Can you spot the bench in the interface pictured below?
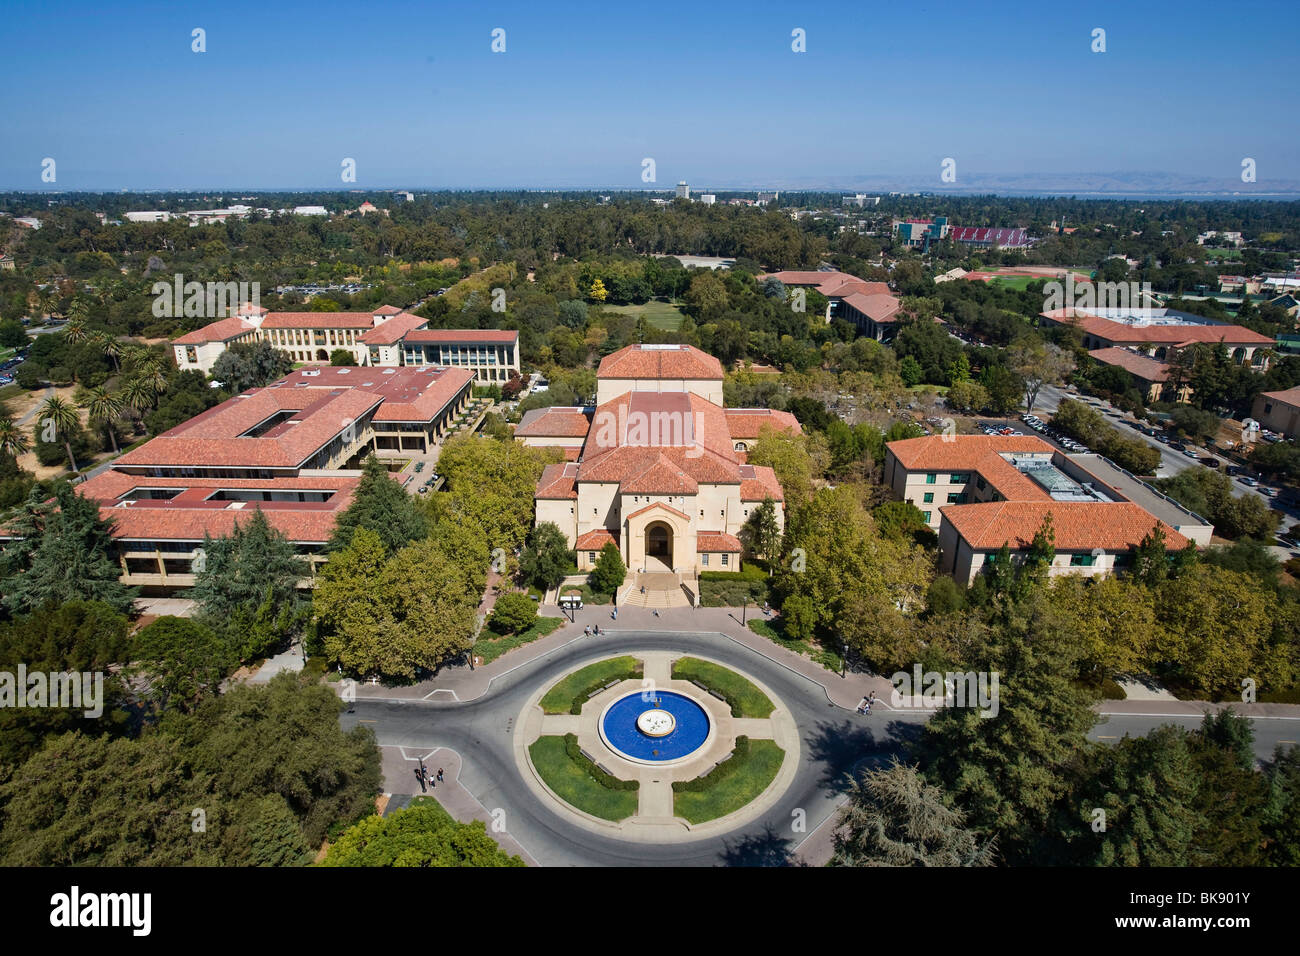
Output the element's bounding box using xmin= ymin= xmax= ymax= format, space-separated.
xmin=579 ymin=748 xmax=597 ymax=764
xmin=688 ymin=679 xmax=709 ymax=691
xmin=707 ymin=688 xmax=728 ymax=703
xmin=596 ymin=763 xmax=614 ymax=776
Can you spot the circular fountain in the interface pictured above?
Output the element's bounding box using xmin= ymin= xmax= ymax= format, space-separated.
xmin=599 ymin=690 xmax=711 ymax=764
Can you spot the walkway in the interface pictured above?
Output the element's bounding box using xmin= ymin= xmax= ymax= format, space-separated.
xmin=380 ymin=746 xmax=539 ymax=865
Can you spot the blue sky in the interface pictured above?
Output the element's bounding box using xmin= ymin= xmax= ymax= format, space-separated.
xmin=1 ymin=0 xmax=1296 ymax=190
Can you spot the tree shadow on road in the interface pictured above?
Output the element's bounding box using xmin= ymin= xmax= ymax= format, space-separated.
xmin=806 ymin=717 xmax=922 ymax=792
xmin=718 ymin=823 xmax=802 ymax=867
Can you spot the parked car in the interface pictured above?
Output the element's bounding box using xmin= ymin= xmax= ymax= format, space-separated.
xmin=1182 ymin=448 xmax=1199 ymax=459
xmin=1238 ymin=475 xmax=1259 ymax=487
xmin=1198 ymin=456 xmax=1219 ymax=468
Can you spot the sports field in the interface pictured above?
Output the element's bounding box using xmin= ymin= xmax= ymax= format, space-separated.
xmin=600 ymin=299 xmax=688 ymax=330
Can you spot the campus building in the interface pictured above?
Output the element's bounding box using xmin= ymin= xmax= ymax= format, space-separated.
xmin=75 ymin=365 xmax=473 ymax=593
xmin=521 ymin=345 xmax=799 ymax=589
xmin=757 ymin=269 xmax=897 ymax=330
xmin=171 ymin=303 xmax=520 ymax=384
xmin=1040 ymin=306 xmax=1275 ymax=368
xmin=1252 ymin=386 xmax=1300 ymax=440
xmin=883 ymin=435 xmax=1211 ymax=586
xmin=1086 ymin=347 xmax=1193 ymax=403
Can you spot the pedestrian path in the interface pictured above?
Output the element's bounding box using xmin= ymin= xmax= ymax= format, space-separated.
xmin=380 ymin=746 xmax=539 ymax=865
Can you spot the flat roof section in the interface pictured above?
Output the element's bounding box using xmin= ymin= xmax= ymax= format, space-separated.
xmin=1058 ymin=454 xmax=1213 ymax=535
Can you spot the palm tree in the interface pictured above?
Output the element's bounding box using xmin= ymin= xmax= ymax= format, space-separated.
xmin=0 ymin=417 xmax=31 ymax=459
xmin=138 ymin=359 xmax=169 ymax=398
xmin=63 ymin=317 xmax=89 ymax=345
xmin=80 ymin=386 xmax=125 ymax=454
xmin=94 ymin=331 xmax=123 ymax=372
xmin=36 ymin=395 xmax=81 ymax=473
xmin=120 ymin=376 xmax=156 ymax=414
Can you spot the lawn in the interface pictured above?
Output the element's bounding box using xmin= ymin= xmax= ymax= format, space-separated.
xmin=473 ymin=615 xmax=564 ymax=666
xmin=528 ymin=736 xmax=639 ymax=821
xmin=671 ymin=657 xmax=774 ymax=718
xmin=986 ymin=275 xmax=1038 ymax=291
xmin=600 ymin=299 xmax=687 ymax=330
xmin=538 ymin=655 xmax=642 ymax=714
xmin=673 ymin=738 xmax=784 ymax=824
xmin=748 ymin=618 xmax=842 ymax=672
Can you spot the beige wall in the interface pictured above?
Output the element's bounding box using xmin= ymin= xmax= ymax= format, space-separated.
xmin=1254 ymin=393 xmax=1300 ymax=440
xmin=596 ymin=377 xmax=723 ymax=406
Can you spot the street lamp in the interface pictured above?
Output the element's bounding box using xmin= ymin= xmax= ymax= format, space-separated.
xmin=841 ymin=643 xmax=848 ymax=678
xmin=741 ymin=600 xmax=747 ymax=626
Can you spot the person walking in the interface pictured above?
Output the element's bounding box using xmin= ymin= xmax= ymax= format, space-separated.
xmin=437 ymin=768 xmax=444 ymax=783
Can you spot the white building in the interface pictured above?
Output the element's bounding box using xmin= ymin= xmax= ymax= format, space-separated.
xmin=292 ymin=206 xmax=329 ymax=216
xmin=125 ymin=211 xmax=172 ymax=222
xmin=675 ymin=182 xmax=690 ymax=200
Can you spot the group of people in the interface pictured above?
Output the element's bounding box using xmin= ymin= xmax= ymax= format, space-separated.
xmin=415 ymin=765 xmax=445 ymax=792
xmin=856 ymin=692 xmax=877 ymax=715
xmin=583 ymin=624 xmax=604 ymax=637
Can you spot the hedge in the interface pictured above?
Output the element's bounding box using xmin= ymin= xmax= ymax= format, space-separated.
xmin=671 ymin=657 xmax=774 ymax=718
xmin=539 ymin=656 xmax=642 ymax=714
xmin=672 ymin=736 xmax=751 ymax=792
xmin=563 ymin=734 xmax=639 ymax=791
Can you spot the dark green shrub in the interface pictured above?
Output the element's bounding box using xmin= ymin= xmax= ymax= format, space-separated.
xmin=672 ymin=737 xmax=751 ymax=792
xmin=563 ymin=733 xmax=638 ymax=791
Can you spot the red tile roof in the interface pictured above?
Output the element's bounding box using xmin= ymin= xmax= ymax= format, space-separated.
xmin=402 ymin=329 xmax=519 ymax=344
xmin=626 ymin=501 xmax=691 ymax=522
xmin=758 ymin=271 xmax=891 ymax=299
xmin=887 ymin=434 xmax=1055 ymax=471
xmin=724 ymin=408 xmax=802 ymax=438
xmin=575 ymin=529 xmax=618 ymax=551
xmin=260 ymin=311 xmax=381 ymax=330
xmin=597 ymin=344 xmax=723 ymax=380
xmin=115 ymin=387 xmax=383 ymax=469
xmin=372 ymin=304 xmax=403 ymax=315
xmin=1087 ymin=348 xmax=1173 ymax=383
xmin=840 ymin=291 xmax=902 ymax=323
xmin=360 ymin=311 xmax=427 ymax=345
xmin=696 ymin=531 xmax=742 ymax=552
xmin=1041 ymin=308 xmax=1274 ymax=346
xmin=620 ymin=455 xmax=699 ymax=495
xmin=1259 ymin=386 xmax=1300 ymax=407
xmin=173 ymin=317 xmax=258 ymax=345
xmin=941 ymin=501 xmax=1188 ymax=551
xmin=739 ymin=464 xmax=784 ymax=501
xmin=515 ymin=406 xmax=592 ymax=439
xmin=536 ymin=463 xmax=579 ymax=499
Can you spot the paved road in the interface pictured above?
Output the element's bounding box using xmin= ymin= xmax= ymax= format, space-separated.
xmin=343 ymin=629 xmax=917 ymax=867
xmin=342 ymin=628 xmax=1300 ymax=866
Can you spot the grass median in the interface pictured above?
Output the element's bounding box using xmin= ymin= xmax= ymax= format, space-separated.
xmin=539 ymin=655 xmax=642 ymax=715
xmin=671 ymin=656 xmax=774 ymax=718
xmin=673 ymin=736 xmax=784 ymax=824
xmin=528 ymin=735 xmax=639 ymax=822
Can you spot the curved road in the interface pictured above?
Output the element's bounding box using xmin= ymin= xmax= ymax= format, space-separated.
xmin=342 ymin=629 xmax=922 ymax=866
xmin=343 ymin=629 xmax=1300 ymax=866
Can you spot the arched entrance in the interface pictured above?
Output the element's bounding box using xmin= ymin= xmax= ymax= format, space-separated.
xmin=645 ymin=521 xmax=673 ymax=571
xmin=316 ymin=349 xmax=330 ymax=362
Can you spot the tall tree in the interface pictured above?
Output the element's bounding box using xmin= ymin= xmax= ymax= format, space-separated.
xmin=2 ymin=484 xmax=137 ymax=615
xmin=185 ymin=509 xmax=310 ymax=661
xmin=831 ymin=759 xmax=996 ymax=867
xmin=35 ymin=395 xmax=81 ymax=472
xmin=79 ymin=386 xmax=125 ymax=453
xmin=327 ymin=455 xmax=429 ymax=555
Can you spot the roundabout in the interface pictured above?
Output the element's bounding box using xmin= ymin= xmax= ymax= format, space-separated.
xmin=516 ymin=649 xmax=801 ymax=840
xmin=340 ymin=628 xmax=906 ymax=866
